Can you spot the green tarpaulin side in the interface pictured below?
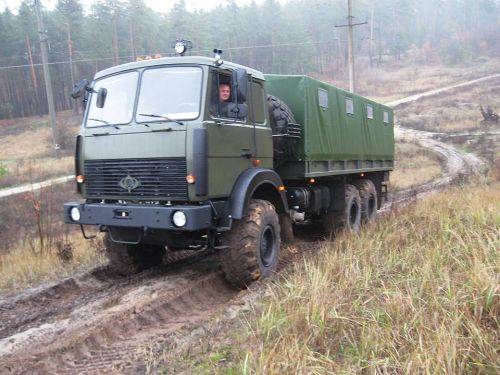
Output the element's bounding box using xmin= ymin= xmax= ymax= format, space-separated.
xmin=265 ymin=74 xmax=395 ymax=164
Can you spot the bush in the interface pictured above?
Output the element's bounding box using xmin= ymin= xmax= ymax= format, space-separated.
xmin=0 ymin=102 xmax=14 ymax=119
xmin=0 ymin=163 xmax=7 ymax=179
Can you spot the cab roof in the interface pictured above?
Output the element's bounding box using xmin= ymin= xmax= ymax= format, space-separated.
xmin=94 ymin=56 xmax=265 ymax=81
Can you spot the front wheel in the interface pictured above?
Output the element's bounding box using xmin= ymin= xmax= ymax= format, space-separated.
xmin=103 ymin=233 xmax=165 ymax=275
xmin=221 ymin=199 xmax=281 ymax=288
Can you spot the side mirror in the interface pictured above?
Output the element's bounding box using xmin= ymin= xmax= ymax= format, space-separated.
xmin=96 ymin=88 xmax=107 ymax=108
xmin=71 ymin=79 xmax=90 ymax=99
xmin=227 ymin=103 xmax=248 ymax=119
xmin=231 ymin=68 xmax=248 ymax=103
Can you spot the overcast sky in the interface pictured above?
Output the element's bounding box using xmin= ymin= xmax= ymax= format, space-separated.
xmin=0 ymin=0 xmax=275 ymax=13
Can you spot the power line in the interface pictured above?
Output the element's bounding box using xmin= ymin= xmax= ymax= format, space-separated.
xmin=0 ymin=40 xmax=335 ymax=70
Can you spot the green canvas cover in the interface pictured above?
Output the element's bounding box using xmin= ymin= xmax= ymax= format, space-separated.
xmin=265 ymin=74 xmax=394 ymax=178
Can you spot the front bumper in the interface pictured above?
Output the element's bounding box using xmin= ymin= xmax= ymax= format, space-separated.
xmin=63 ymin=202 xmax=214 ymax=231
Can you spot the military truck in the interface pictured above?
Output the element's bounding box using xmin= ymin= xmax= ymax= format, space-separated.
xmin=65 ymin=54 xmax=394 ymax=288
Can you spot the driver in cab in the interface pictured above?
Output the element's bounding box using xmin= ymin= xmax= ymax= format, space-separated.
xmin=211 ymin=83 xmax=231 ymax=118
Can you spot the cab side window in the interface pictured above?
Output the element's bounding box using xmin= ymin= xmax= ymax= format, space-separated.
xmin=250 ymin=80 xmax=266 ymax=124
xmin=209 ymin=70 xmax=247 ymax=120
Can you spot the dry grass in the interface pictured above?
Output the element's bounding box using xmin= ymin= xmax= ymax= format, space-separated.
xmin=398 ymin=79 xmax=500 ymax=133
xmin=0 ymin=234 xmax=105 ymax=295
xmin=0 ymin=156 xmax=73 ymax=188
xmin=390 ymin=141 xmax=443 ymax=190
xmin=0 ymin=182 xmax=104 ymax=295
xmin=158 ymin=183 xmax=499 ymax=374
xmin=0 ymin=126 xmax=56 ymax=160
xmin=243 ymin=183 xmax=499 ymax=374
xmin=0 ymin=110 xmax=80 ymax=159
xmin=322 ymin=56 xmax=500 ymax=104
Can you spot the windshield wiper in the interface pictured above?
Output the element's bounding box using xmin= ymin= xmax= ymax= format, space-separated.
xmin=138 ymin=113 xmax=184 ymax=126
xmin=88 ymin=118 xmax=120 ymax=129
xmin=88 ymin=118 xmax=109 ymax=124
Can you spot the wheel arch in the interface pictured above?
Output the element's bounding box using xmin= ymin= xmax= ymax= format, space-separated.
xmin=229 ymin=168 xmax=288 ymax=220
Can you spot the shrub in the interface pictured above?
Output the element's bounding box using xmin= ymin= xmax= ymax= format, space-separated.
xmin=0 ymin=163 xmax=7 ymax=179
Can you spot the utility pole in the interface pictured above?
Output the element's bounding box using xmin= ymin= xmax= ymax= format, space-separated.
xmin=369 ymin=3 xmax=374 ymax=67
xmin=335 ymin=0 xmax=367 ymax=93
xmin=34 ymin=0 xmax=60 ymax=156
xmin=66 ymin=23 xmax=78 ymax=114
xmin=25 ymin=34 xmax=38 ymax=91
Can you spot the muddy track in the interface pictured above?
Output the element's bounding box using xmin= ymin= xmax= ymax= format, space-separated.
xmin=0 ymin=242 xmax=320 ymax=374
xmin=385 ymin=126 xmax=487 ymax=209
xmin=0 ymin=77 xmax=492 ymax=374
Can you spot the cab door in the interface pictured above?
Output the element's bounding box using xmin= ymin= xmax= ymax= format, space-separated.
xmin=205 ymin=69 xmax=254 ymax=198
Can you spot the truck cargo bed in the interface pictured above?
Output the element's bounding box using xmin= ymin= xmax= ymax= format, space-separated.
xmin=265 ymin=74 xmax=395 ymax=179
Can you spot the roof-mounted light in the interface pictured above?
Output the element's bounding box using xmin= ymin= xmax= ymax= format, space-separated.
xmin=173 ymin=39 xmax=193 ymax=56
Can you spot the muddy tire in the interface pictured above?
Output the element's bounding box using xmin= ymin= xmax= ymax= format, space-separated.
xmin=336 ymin=184 xmax=362 ymax=233
xmin=353 ymin=179 xmax=378 ymax=223
xmin=103 ymin=234 xmax=165 ymax=275
xmin=279 ymin=213 xmax=294 ymax=244
xmin=222 ymin=199 xmax=281 ymax=288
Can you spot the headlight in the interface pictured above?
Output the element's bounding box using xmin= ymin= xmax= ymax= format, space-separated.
xmin=172 ymin=210 xmax=187 ymax=227
xmin=70 ymin=206 xmax=81 ymax=222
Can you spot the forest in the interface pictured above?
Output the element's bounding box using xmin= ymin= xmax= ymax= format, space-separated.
xmin=0 ymin=0 xmax=498 ymax=120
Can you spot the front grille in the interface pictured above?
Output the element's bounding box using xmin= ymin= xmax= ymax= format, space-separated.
xmin=84 ymin=158 xmax=188 ymax=200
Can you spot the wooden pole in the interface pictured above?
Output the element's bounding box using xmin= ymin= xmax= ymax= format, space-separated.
xmin=347 ymin=0 xmax=355 ymax=92
xmin=66 ymin=23 xmax=78 ymax=114
xmin=25 ymin=34 xmax=38 ymax=91
xmin=369 ymin=3 xmax=374 ymax=67
xmin=34 ymin=0 xmax=60 ymax=157
xmin=335 ymin=0 xmax=367 ymax=93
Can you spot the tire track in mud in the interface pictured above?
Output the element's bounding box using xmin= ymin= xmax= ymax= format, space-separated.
xmin=383 ymin=126 xmax=487 ymax=210
xmin=0 ymin=252 xmax=226 ymax=373
xmin=0 ymin=77 xmax=492 ymax=373
xmin=0 ymin=243 xmax=321 ymax=374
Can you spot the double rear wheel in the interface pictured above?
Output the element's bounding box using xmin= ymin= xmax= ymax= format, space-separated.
xmin=321 ymin=179 xmax=378 ymax=236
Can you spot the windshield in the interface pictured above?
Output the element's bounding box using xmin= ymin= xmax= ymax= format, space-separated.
xmin=136 ymin=67 xmax=202 ymax=122
xmin=86 ymin=71 xmax=138 ymax=127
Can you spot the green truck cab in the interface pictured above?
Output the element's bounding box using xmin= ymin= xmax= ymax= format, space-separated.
xmin=64 ymin=55 xmax=394 ymax=287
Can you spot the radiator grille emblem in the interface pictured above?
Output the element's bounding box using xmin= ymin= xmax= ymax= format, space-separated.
xmin=119 ymin=175 xmax=141 ymax=192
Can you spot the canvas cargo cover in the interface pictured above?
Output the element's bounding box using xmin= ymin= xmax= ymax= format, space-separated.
xmin=265 ymin=74 xmax=394 ymax=178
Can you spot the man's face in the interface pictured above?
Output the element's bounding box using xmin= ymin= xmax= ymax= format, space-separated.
xmin=219 ymin=84 xmax=231 ymax=102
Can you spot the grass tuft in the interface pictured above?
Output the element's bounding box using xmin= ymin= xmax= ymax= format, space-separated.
xmin=0 ymin=235 xmax=105 ymax=295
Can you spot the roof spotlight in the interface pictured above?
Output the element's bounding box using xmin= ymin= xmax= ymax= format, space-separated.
xmin=173 ymin=39 xmax=193 ymax=56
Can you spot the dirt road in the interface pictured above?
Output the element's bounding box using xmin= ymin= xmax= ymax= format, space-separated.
xmin=0 ymin=78 xmax=490 ymax=373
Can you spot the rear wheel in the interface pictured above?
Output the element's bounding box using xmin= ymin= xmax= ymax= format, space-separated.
xmin=103 ymin=233 xmax=165 ymax=275
xmin=353 ymin=179 xmax=378 ymax=223
xmin=340 ymin=184 xmax=362 ymax=233
xmin=221 ymin=199 xmax=281 ymax=288
xmin=318 ymin=184 xmax=362 ymax=236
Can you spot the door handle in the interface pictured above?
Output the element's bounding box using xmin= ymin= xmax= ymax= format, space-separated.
xmin=240 ymin=149 xmax=252 ymax=158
